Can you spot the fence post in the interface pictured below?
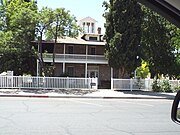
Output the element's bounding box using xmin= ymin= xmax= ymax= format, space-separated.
xmin=88 ymin=77 xmax=91 ymax=89
xmin=130 ymin=78 xmax=133 ymax=91
xmin=11 ymin=76 xmax=13 ymax=88
xmin=148 ymin=78 xmax=151 ymax=91
xmin=66 ymin=77 xmax=69 ymax=89
xmin=19 ymin=76 xmax=22 ymax=90
xmin=111 ymin=78 xmax=113 ymax=90
xmin=95 ymin=77 xmax=98 ymax=89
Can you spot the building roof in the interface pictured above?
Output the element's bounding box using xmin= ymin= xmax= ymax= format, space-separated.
xmin=33 ymin=36 xmax=105 ymax=46
xmin=56 ymin=36 xmax=105 ymax=46
xmin=79 ymin=16 xmax=98 ymax=23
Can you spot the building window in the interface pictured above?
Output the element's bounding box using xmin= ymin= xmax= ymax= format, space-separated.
xmin=89 ymin=37 xmax=97 ymax=41
xmin=67 ymin=66 xmax=74 ymax=77
xmin=87 ymin=22 xmax=90 ymax=33
xmin=68 ymin=45 xmax=74 ymax=54
xmin=90 ymin=47 xmax=96 ymax=55
xmin=87 ymin=70 xmax=99 ymax=78
xmin=83 ymin=22 xmax=85 ymax=32
xmin=91 ymin=23 xmax=94 ymax=33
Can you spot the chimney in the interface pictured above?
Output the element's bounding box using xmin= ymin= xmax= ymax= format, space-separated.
xmin=97 ymin=27 xmax=101 ymax=34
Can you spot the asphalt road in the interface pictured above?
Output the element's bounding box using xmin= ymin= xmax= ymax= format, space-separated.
xmin=0 ymin=97 xmax=180 ymax=135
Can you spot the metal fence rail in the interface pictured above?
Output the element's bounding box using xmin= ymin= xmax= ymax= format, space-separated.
xmin=0 ymin=76 xmax=98 ymax=90
xmin=111 ymin=78 xmax=180 ymax=91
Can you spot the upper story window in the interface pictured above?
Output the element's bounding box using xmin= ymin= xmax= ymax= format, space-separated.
xmin=67 ymin=45 xmax=74 ymax=54
xmin=89 ymin=37 xmax=97 ymax=41
xmin=89 ymin=47 xmax=96 ymax=55
xmin=91 ymin=23 xmax=95 ymax=33
xmin=87 ymin=22 xmax=90 ymax=33
xmin=83 ymin=22 xmax=85 ymax=32
xmin=67 ymin=66 xmax=74 ymax=77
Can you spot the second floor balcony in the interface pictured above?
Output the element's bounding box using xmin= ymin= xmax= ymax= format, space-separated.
xmin=43 ymin=53 xmax=108 ymax=64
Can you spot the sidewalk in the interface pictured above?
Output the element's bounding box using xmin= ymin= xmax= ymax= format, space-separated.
xmin=0 ymin=88 xmax=177 ymax=99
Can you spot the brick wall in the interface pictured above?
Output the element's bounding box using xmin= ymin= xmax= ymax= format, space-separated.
xmin=96 ymin=46 xmax=105 ymax=55
xmin=54 ymin=63 xmax=63 ymax=76
xmin=65 ymin=45 xmax=86 ymax=54
xmin=99 ymin=65 xmax=111 ymax=81
xmin=74 ymin=45 xmax=86 ymax=54
xmin=99 ymin=65 xmax=111 ymax=88
xmin=55 ymin=44 xmax=64 ymax=53
xmin=65 ymin=63 xmax=85 ymax=77
xmin=88 ymin=45 xmax=105 ymax=55
xmin=55 ymin=43 xmax=105 ymax=55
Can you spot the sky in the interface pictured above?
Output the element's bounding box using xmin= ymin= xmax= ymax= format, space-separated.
xmin=37 ymin=0 xmax=106 ymax=34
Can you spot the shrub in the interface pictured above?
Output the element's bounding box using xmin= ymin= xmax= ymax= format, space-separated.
xmin=152 ymin=79 xmax=161 ymax=92
xmin=152 ymin=79 xmax=173 ymax=93
xmin=174 ymin=85 xmax=180 ymax=92
xmin=161 ymin=79 xmax=173 ymax=93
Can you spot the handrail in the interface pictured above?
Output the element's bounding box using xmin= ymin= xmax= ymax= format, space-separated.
xmin=43 ymin=53 xmax=108 ymax=63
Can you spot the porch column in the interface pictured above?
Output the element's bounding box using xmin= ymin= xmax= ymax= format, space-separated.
xmin=63 ymin=63 xmax=65 ymax=73
xmin=85 ymin=63 xmax=87 ymax=78
xmin=63 ymin=44 xmax=66 ymax=73
xmin=111 ymin=68 xmax=113 ymax=78
xmin=111 ymin=68 xmax=113 ymax=90
xmin=85 ymin=45 xmax=88 ymax=78
xmin=37 ymin=59 xmax=39 ymax=77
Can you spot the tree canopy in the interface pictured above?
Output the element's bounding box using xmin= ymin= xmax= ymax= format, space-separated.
xmin=104 ymin=0 xmax=180 ymax=78
xmin=45 ymin=8 xmax=80 ymax=76
xmin=0 ymin=0 xmax=80 ymax=76
xmin=141 ymin=6 xmax=178 ymax=78
xmin=103 ymin=0 xmax=142 ymax=78
xmin=0 ymin=0 xmax=37 ymax=75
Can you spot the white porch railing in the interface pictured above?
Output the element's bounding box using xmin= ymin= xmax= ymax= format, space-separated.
xmin=0 ymin=76 xmax=98 ymax=90
xmin=43 ymin=53 xmax=108 ymax=64
xmin=111 ymin=78 xmax=180 ymax=91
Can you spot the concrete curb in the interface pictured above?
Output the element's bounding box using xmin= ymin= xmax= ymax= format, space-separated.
xmin=0 ymin=94 xmax=175 ymax=100
xmin=0 ymin=94 xmax=49 ymax=98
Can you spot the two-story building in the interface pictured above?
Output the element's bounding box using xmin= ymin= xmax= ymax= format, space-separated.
xmin=38 ymin=17 xmax=113 ymax=88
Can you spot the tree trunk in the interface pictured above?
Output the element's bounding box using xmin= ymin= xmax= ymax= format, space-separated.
xmin=118 ymin=67 xmax=129 ymax=79
xmin=52 ymin=36 xmax=57 ymax=76
xmin=39 ymin=32 xmax=44 ymax=76
xmin=52 ymin=23 xmax=59 ymax=76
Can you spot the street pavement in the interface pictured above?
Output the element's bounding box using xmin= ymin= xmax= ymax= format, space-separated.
xmin=0 ymin=88 xmax=177 ymax=99
xmin=0 ymin=97 xmax=179 ymax=135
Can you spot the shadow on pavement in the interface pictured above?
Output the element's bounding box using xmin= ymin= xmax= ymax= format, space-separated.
xmin=117 ymin=90 xmax=176 ymax=100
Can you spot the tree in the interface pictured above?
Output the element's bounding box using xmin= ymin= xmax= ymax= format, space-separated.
xmin=170 ymin=27 xmax=180 ymax=77
xmin=103 ymin=0 xmax=142 ymax=78
xmin=46 ymin=8 xmax=80 ymax=76
xmin=141 ymin=6 xmax=176 ymax=77
xmin=36 ymin=7 xmax=54 ymax=76
xmin=0 ymin=0 xmax=37 ymax=75
xmin=0 ymin=0 xmax=8 ymax=31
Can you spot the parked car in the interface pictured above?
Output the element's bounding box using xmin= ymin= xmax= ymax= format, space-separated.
xmin=172 ymin=90 xmax=180 ymax=124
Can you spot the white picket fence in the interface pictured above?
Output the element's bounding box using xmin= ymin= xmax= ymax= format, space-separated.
xmin=1 ymin=76 xmax=179 ymax=91
xmin=111 ymin=78 xmax=180 ymax=91
xmin=0 ymin=76 xmax=98 ymax=90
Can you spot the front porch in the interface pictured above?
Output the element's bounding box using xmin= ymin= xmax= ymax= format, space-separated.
xmin=53 ymin=63 xmax=111 ymax=89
